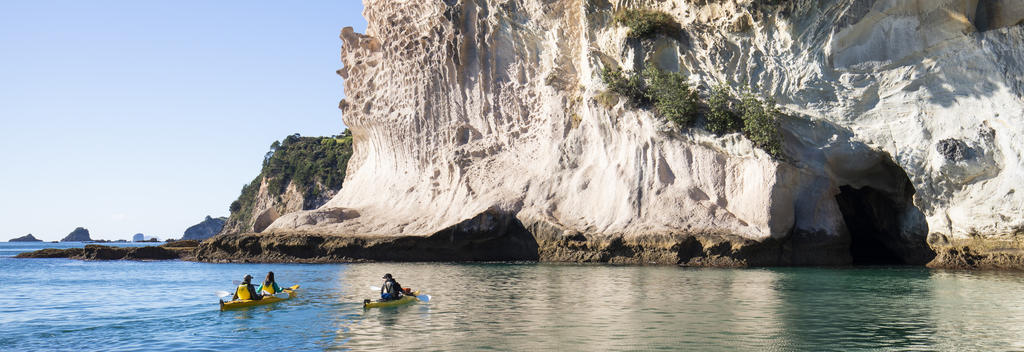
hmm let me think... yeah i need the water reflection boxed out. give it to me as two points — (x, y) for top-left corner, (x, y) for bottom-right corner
(322, 265), (1024, 351)
(329, 264), (790, 350)
(771, 268), (939, 350)
(7, 250), (1024, 351)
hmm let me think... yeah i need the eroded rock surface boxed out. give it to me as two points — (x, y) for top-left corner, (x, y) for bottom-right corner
(205, 0), (1024, 267)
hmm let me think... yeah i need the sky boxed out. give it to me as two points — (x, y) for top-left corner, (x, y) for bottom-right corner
(0, 1), (367, 241)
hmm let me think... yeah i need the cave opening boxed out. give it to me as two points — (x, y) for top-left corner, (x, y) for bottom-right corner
(834, 185), (907, 265)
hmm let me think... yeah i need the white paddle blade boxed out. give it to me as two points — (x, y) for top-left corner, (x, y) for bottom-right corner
(232, 280), (241, 285)
(417, 294), (431, 303)
(215, 290), (231, 298)
(369, 286), (380, 291)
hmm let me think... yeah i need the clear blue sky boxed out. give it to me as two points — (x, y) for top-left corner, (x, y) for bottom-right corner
(0, 1), (367, 241)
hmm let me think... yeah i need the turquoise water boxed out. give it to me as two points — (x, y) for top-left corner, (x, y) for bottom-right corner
(3, 243), (1024, 351)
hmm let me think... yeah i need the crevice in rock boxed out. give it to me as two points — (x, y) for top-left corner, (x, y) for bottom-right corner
(835, 185), (907, 265)
(832, 154), (936, 266)
(425, 211), (540, 261)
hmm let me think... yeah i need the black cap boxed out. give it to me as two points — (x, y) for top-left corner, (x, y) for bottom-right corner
(243, 274), (253, 282)
(383, 273), (393, 279)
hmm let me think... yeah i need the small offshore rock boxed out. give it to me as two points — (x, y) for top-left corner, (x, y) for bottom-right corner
(9, 234), (42, 242)
(60, 227), (92, 242)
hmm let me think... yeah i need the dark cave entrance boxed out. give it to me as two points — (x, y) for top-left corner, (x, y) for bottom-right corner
(835, 185), (908, 265)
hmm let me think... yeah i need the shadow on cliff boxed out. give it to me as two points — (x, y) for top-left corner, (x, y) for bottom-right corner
(195, 212), (538, 263)
(781, 113), (936, 266)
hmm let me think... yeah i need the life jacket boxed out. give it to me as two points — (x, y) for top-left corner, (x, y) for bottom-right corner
(261, 281), (276, 294)
(383, 280), (397, 294)
(236, 284), (252, 300)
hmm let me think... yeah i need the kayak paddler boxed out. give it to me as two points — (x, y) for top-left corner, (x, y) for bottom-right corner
(258, 271), (283, 295)
(233, 274), (262, 301)
(380, 273), (404, 301)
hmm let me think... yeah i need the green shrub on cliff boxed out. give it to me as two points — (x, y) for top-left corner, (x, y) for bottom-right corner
(738, 93), (783, 158)
(599, 64), (785, 158)
(601, 66), (648, 104)
(599, 64), (698, 128)
(705, 84), (743, 135)
(224, 129), (354, 233)
(642, 65), (699, 127)
(613, 8), (679, 39)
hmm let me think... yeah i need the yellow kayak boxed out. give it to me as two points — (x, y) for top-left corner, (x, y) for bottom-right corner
(220, 285), (300, 311)
(363, 291), (421, 309)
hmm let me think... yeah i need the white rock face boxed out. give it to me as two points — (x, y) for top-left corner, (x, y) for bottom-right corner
(267, 0), (1024, 264)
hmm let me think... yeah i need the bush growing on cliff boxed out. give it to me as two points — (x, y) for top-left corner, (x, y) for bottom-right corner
(601, 66), (648, 104)
(599, 64), (698, 128)
(705, 84), (743, 135)
(738, 93), (783, 158)
(642, 65), (699, 127)
(599, 62), (784, 158)
(613, 8), (679, 39)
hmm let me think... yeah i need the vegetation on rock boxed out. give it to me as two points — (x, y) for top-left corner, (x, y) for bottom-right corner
(600, 67), (648, 105)
(225, 130), (354, 233)
(705, 83), (784, 157)
(705, 84), (743, 135)
(737, 92), (783, 158)
(613, 8), (679, 39)
(643, 65), (700, 128)
(600, 65), (783, 158)
(600, 64), (700, 128)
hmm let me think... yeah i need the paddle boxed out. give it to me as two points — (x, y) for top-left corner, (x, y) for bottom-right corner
(369, 286), (431, 302)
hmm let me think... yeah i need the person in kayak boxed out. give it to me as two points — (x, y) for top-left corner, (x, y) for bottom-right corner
(258, 271), (283, 295)
(380, 273), (404, 301)
(232, 274), (262, 301)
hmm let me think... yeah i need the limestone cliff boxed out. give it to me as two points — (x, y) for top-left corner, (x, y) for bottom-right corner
(218, 132), (353, 235)
(200, 0), (1024, 268)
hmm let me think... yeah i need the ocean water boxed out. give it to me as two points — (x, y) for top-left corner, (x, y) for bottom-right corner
(3, 242), (1024, 351)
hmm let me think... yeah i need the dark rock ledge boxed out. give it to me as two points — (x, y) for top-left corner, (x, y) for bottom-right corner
(15, 241), (200, 260)
(192, 212), (935, 267)
(926, 234), (1024, 270)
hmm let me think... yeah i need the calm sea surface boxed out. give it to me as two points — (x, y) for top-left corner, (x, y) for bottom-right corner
(2, 242), (1024, 351)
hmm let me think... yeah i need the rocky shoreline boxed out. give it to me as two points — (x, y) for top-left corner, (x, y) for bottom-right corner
(14, 233), (1024, 270)
(926, 236), (1024, 270)
(192, 211), (938, 267)
(15, 241), (200, 261)
(189, 231), (913, 267)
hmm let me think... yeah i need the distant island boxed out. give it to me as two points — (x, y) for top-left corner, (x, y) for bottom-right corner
(181, 216), (227, 241)
(132, 233), (160, 242)
(60, 227), (92, 242)
(9, 234), (42, 242)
